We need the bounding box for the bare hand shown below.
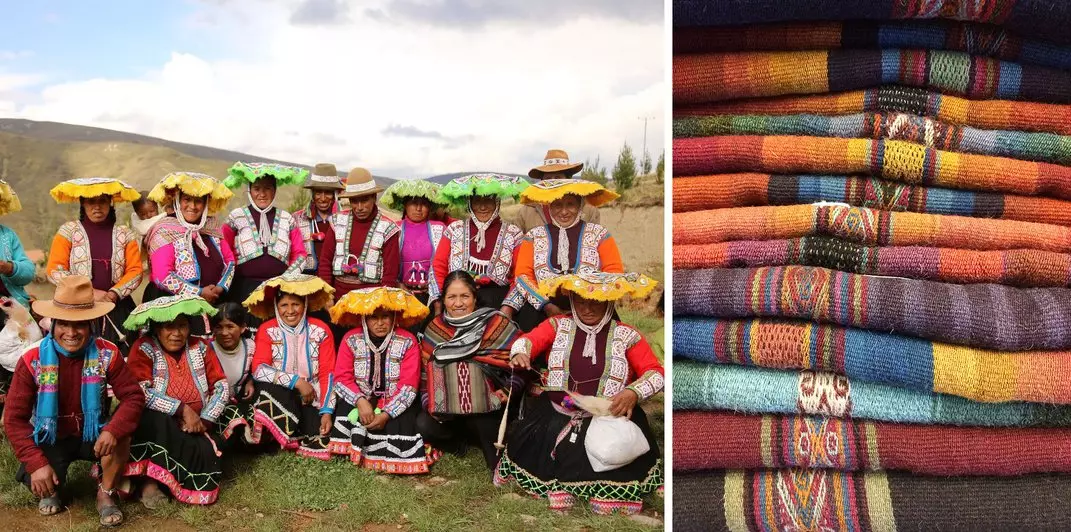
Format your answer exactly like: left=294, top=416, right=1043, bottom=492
left=356, top=398, right=375, bottom=425
left=181, top=405, right=205, bottom=433
left=201, top=285, right=222, bottom=304
left=105, top=291, right=119, bottom=303
left=510, top=353, right=531, bottom=370
left=319, top=414, right=332, bottom=436
left=93, top=430, right=118, bottom=458
left=544, top=303, right=565, bottom=317
left=365, top=412, right=389, bottom=431
left=294, top=379, right=315, bottom=405
left=499, top=305, right=515, bottom=318
left=609, top=389, right=639, bottom=419
left=241, top=380, right=255, bottom=401
left=29, top=465, right=59, bottom=498
left=92, top=289, right=111, bottom=302
left=0, top=261, right=13, bottom=276
left=432, top=300, right=443, bottom=317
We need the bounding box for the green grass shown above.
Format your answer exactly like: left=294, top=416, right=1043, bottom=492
left=0, top=309, right=665, bottom=531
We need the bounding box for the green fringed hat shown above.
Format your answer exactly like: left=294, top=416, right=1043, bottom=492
left=438, top=173, right=529, bottom=207
left=224, top=162, right=309, bottom=189
left=123, top=294, right=218, bottom=331
left=379, top=179, right=446, bottom=211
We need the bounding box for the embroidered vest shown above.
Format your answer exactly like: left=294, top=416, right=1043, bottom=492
left=136, top=338, right=226, bottom=421
left=227, top=207, right=295, bottom=264
left=443, top=219, right=522, bottom=287
left=529, top=221, right=609, bottom=282
left=345, top=331, right=412, bottom=401
left=50, top=222, right=136, bottom=290
left=147, top=218, right=229, bottom=285
left=329, top=212, right=400, bottom=284
left=294, top=208, right=336, bottom=272
left=262, top=321, right=331, bottom=407
left=542, top=318, right=640, bottom=398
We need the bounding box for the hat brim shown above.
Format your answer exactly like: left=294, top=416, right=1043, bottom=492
left=528, top=163, right=583, bottom=180
left=32, top=300, right=114, bottom=322
left=338, top=186, right=385, bottom=199
left=303, top=180, right=346, bottom=191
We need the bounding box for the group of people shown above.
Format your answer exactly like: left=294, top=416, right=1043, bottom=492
left=0, top=149, right=664, bottom=526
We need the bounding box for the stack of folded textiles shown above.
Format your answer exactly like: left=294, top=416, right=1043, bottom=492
left=671, top=2, right=1071, bottom=530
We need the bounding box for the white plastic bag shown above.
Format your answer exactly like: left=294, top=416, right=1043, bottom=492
left=584, top=415, right=650, bottom=472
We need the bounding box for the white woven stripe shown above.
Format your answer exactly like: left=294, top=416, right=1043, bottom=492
left=344, top=180, right=377, bottom=194
left=310, top=174, right=338, bottom=183
left=543, top=158, right=570, bottom=165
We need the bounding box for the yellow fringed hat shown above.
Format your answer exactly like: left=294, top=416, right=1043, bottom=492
left=149, top=172, right=234, bottom=214
left=539, top=272, right=657, bottom=302
left=0, top=180, right=23, bottom=216
left=50, top=177, right=140, bottom=204
left=242, top=273, right=335, bottom=320
left=329, top=286, right=429, bottom=328
left=519, top=178, right=619, bottom=207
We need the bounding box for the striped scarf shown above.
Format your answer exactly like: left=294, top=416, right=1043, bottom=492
left=33, top=333, right=104, bottom=445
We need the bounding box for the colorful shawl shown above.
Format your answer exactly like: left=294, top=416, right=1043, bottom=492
left=674, top=469, right=1071, bottom=532
left=421, top=309, right=523, bottom=389
left=672, top=0, right=1071, bottom=45
left=675, top=316, right=1071, bottom=403
left=674, top=237, right=1071, bottom=288
left=674, top=21, right=1071, bottom=70
left=673, top=361, right=1071, bottom=427
left=674, top=266, right=1071, bottom=351
left=673, top=113, right=1071, bottom=165
left=34, top=333, right=104, bottom=445
left=675, top=86, right=1071, bottom=136
left=673, top=136, right=1071, bottom=200
left=671, top=174, right=1071, bottom=227
left=674, top=49, right=1071, bottom=105
left=673, top=204, right=1071, bottom=253
left=673, top=410, right=1071, bottom=475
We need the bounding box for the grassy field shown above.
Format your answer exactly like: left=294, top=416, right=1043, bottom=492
left=0, top=307, right=664, bottom=531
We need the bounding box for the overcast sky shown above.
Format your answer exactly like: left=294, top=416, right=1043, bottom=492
left=0, top=0, right=665, bottom=178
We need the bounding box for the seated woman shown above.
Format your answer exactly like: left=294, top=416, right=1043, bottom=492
left=496, top=272, right=664, bottom=516
left=416, top=271, right=523, bottom=470
left=211, top=302, right=255, bottom=401
left=313, top=286, right=438, bottom=474
left=243, top=273, right=336, bottom=450
left=122, top=295, right=231, bottom=507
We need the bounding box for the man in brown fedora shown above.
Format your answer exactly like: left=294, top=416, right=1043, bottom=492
left=4, top=276, right=145, bottom=527
left=514, top=149, right=602, bottom=233
left=318, top=168, right=401, bottom=298
left=295, top=163, right=346, bottom=275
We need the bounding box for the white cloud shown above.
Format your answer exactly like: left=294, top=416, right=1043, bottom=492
left=1, top=0, right=665, bottom=178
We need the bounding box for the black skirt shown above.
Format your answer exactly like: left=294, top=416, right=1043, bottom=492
left=301, top=398, right=439, bottom=474
left=123, top=410, right=223, bottom=505
left=248, top=382, right=325, bottom=450
left=494, top=393, right=663, bottom=515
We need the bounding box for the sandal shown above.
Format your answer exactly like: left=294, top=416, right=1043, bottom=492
left=140, top=482, right=169, bottom=510
left=37, top=494, right=62, bottom=516
left=97, top=486, right=124, bottom=527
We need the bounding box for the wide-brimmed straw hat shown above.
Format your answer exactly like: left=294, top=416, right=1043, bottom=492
left=539, top=272, right=657, bottom=302
left=243, top=273, right=335, bottom=320
left=338, top=168, right=384, bottom=199
left=519, top=178, right=620, bottom=207
left=32, top=276, right=114, bottom=321
left=303, top=163, right=345, bottom=191
left=528, top=149, right=584, bottom=179
left=0, top=179, right=23, bottom=217
left=50, top=177, right=140, bottom=204
left=329, top=286, right=428, bottom=328
left=148, top=172, right=233, bottom=214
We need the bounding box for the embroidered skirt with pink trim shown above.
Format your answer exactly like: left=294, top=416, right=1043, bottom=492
left=121, top=410, right=223, bottom=505
left=248, top=382, right=329, bottom=451
left=297, top=398, right=441, bottom=474
left=493, top=394, right=664, bottom=515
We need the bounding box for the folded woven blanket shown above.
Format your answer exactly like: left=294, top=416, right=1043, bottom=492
left=675, top=317, right=1071, bottom=403
left=675, top=86, right=1071, bottom=136
left=674, top=136, right=1071, bottom=199
left=672, top=0, right=1071, bottom=45
left=675, top=469, right=1071, bottom=532
left=673, top=204, right=1071, bottom=254
left=674, top=410, right=1071, bottom=474
left=674, top=361, right=1071, bottom=426
left=674, top=21, right=1071, bottom=70
left=674, top=113, right=1071, bottom=165
left=674, top=237, right=1071, bottom=288
left=672, top=174, right=1071, bottom=227
left=674, top=266, right=1071, bottom=350
left=674, top=49, right=1071, bottom=105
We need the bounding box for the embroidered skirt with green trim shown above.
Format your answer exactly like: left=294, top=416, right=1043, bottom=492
left=493, top=394, right=663, bottom=515
left=298, top=397, right=441, bottom=474
left=121, top=410, right=223, bottom=505
left=249, top=381, right=327, bottom=450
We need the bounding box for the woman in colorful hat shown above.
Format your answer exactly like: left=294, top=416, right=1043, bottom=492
left=143, top=172, right=236, bottom=321
left=417, top=270, right=524, bottom=470
left=431, top=174, right=530, bottom=316
left=516, top=149, right=602, bottom=233
left=317, top=168, right=401, bottom=299
left=514, top=178, right=624, bottom=321
left=221, top=162, right=309, bottom=307
left=380, top=179, right=447, bottom=305
left=294, top=163, right=344, bottom=276
left=496, top=272, right=664, bottom=516
left=121, top=295, right=231, bottom=507
left=4, top=276, right=144, bottom=527
left=243, top=273, right=337, bottom=450
left=45, top=178, right=144, bottom=351
left=314, top=285, right=439, bottom=473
